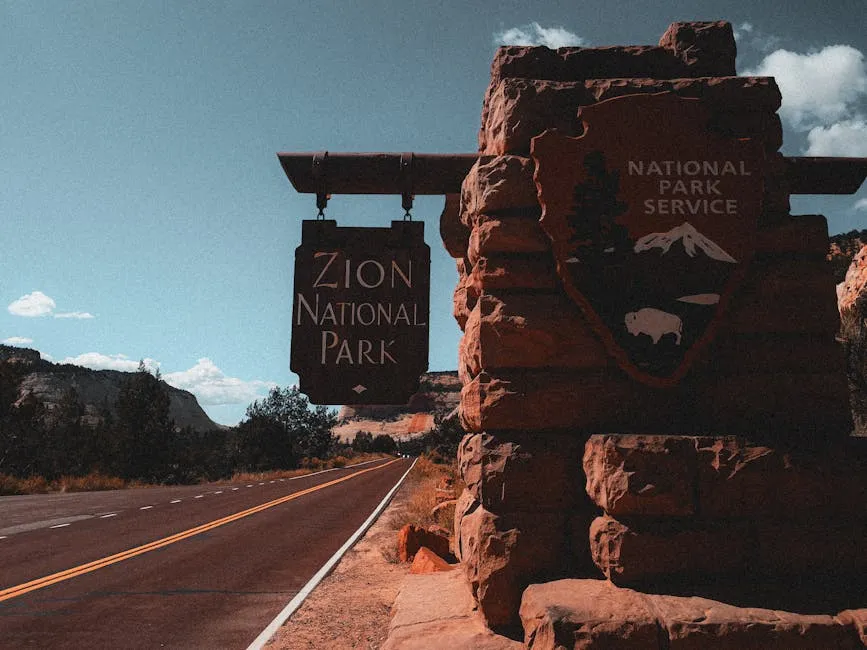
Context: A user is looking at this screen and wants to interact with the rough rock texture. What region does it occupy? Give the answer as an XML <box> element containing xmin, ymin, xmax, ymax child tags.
<box><xmin>460</xmin><ymin>156</ymin><xmax>539</xmax><ymax>221</ymax></box>
<box><xmin>460</xmin><ymin>294</ymin><xmax>608</xmax><ymax>377</ymax></box>
<box><xmin>382</xmin><ymin>570</ymin><xmax>522</xmax><ymax>650</ymax></box>
<box><xmin>583</xmin><ymin>435</ymin><xmax>696</xmax><ymax>517</ymax></box>
<box><xmin>583</xmin><ymin>434</ymin><xmax>867</xmax><ymax>520</ymax></box>
<box><xmin>397</xmin><ymin>524</ymin><xmax>451</xmax><ymax>563</ymax></box>
<box><xmin>481</xmin><ymin>76</ymin><xmax>781</xmax><ymax>155</ymax></box>
<box><xmin>521</xmin><ymin>580</ymin><xmax>863</xmax><ymax>650</ymax></box>
<box><xmin>2</xmin><ymin>346</ymin><xmax>221</xmax><ymax>432</ymax></box>
<box><xmin>409</xmin><ymin>547</ymin><xmax>454</xmax><ymax>574</ymax></box>
<box><xmin>838</xmin><ymin>244</ymin><xmax>867</xmax><ymax>436</ymax></box>
<box><xmin>467</xmin><ymin>217</ymin><xmax>550</xmax><ymax>265</ymax></box>
<box><xmin>454</xmin><ymin>431</ymin><xmax>600</xmax><ymax>630</ymax></box>
<box><xmin>453</xmin><ymin>19</ymin><xmax>857</xmax><ymax>630</ymax></box>
<box><xmin>589</xmin><ymin>515</ymin><xmax>752</xmax><ymax>583</ymax></box>
<box><xmin>658</xmin><ymin>21</ymin><xmax>737</xmax><ymax>77</ymax></box>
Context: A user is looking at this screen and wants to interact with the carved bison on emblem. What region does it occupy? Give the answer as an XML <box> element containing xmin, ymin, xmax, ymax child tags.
<box><xmin>624</xmin><ymin>308</ymin><xmax>682</xmax><ymax>345</ymax></box>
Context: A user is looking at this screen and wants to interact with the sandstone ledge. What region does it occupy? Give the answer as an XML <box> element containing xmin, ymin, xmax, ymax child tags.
<box><xmin>520</xmin><ymin>579</ymin><xmax>864</xmax><ymax>649</ymax></box>
<box><xmin>382</xmin><ymin>570</ymin><xmax>522</xmax><ymax>650</ymax></box>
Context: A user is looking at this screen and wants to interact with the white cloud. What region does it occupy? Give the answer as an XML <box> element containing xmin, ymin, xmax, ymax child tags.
<box><xmin>732</xmin><ymin>22</ymin><xmax>780</xmax><ymax>54</ymax></box>
<box><xmin>54</xmin><ymin>311</ymin><xmax>95</xmax><ymax>319</ymax></box>
<box><xmin>806</xmin><ymin>120</ymin><xmax>867</xmax><ymax>156</ymax></box>
<box><xmin>745</xmin><ymin>45</ymin><xmax>867</xmax><ymax>129</ymax></box>
<box><xmin>8</xmin><ymin>291</ymin><xmax>56</xmax><ymax>317</ymax></box>
<box><xmin>855</xmin><ymin>198</ymin><xmax>867</xmax><ymax>212</ymax></box>
<box><xmin>7</xmin><ymin>291</ymin><xmax>95</xmax><ymax>319</ymax></box>
<box><xmin>163</xmin><ymin>358</ymin><xmax>275</xmax><ymax>406</ymax></box>
<box><xmin>2</xmin><ymin>336</ymin><xmax>33</xmax><ymax>345</ymax></box>
<box><xmin>61</xmin><ymin>352</ymin><xmax>160</xmax><ymax>373</ymax></box>
<box><xmin>494</xmin><ymin>22</ymin><xmax>584</xmax><ymax>48</ymax></box>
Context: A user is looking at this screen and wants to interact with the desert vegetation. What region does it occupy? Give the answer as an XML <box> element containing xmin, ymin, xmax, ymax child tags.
<box><xmin>0</xmin><ymin>361</ymin><xmax>365</xmax><ymax>494</ymax></box>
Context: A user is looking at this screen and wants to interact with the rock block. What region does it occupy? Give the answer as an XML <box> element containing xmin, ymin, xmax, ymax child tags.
<box><xmin>724</xmin><ymin>258</ymin><xmax>840</xmax><ymax>335</ymax></box>
<box><xmin>654</xmin><ymin>594</ymin><xmax>860</xmax><ymax>650</ymax></box>
<box><xmin>458</xmin><ymin>432</ymin><xmax>587</xmax><ymax>513</ymax></box>
<box><xmin>691</xmin><ymin>333</ymin><xmax>844</xmax><ymax>377</ymax></box>
<box><xmin>755</xmin><ymin>215</ymin><xmax>829</xmax><ymax>257</ymax></box>
<box><xmin>691</xmin><ymin>372</ymin><xmax>851</xmax><ymax>442</ymax></box>
<box><xmin>482</xmin><ymin>77</ymin><xmax>781</xmax><ymax>155</ymax></box>
<box><xmin>583</xmin><ymin>435</ymin><xmax>697</xmax><ymax>516</ymax></box>
<box><xmin>837</xmin><ymin>610</ymin><xmax>867</xmax><ymax>647</ymax></box>
<box><xmin>398</xmin><ymin>523</ymin><xmax>451</xmax><ymax>563</ymax></box>
<box><xmin>440</xmin><ymin>192</ymin><xmax>469</xmax><ymax>259</ymax></box>
<box><xmin>409</xmin><ymin>546</ymin><xmax>454</xmax><ymax>574</ymax></box>
<box><xmin>460</xmin><ymin>293</ymin><xmax>608</xmax><ymax>375</ymax></box>
<box><xmin>589</xmin><ymin>515</ymin><xmax>751</xmax><ymax>584</ymax></box>
<box><xmin>520</xmin><ymin>579</ymin><xmax>661</xmax><ymax>649</ymax></box>
<box><xmin>384</xmin><ymin>570</ymin><xmax>523</xmax><ymax>650</ymax></box>
<box><xmin>521</xmin><ymin>580</ymin><xmax>863</xmax><ymax>650</ymax></box>
<box><xmin>467</xmin><ymin>217</ymin><xmax>550</xmax><ymax>265</ymax></box>
<box><xmin>696</xmin><ymin>438</ymin><xmax>867</xmax><ymax>519</ymax></box>
<box><xmin>468</xmin><ymin>254</ymin><xmax>559</xmax><ymax>292</ymax></box>
<box><xmin>753</xmin><ymin>517</ymin><xmax>867</xmax><ymax>576</ymax></box>
<box><xmin>460</xmin><ymin>155</ymin><xmax>539</xmax><ymax>222</ymax></box>
<box><xmin>658</xmin><ymin>21</ymin><xmax>737</xmax><ymax>77</ymax></box>
<box><xmin>458</xmin><ymin>503</ymin><xmax>573</xmax><ymax>629</ymax></box>
<box><xmin>460</xmin><ymin>371</ymin><xmax>694</xmax><ymax>434</ymax></box>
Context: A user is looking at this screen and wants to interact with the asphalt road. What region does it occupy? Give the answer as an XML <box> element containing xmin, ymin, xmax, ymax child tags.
<box><xmin>0</xmin><ymin>456</ymin><xmax>413</xmax><ymax>649</ymax></box>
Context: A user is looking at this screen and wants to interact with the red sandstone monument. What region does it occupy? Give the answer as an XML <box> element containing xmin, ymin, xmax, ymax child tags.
<box><xmin>282</xmin><ymin>20</ymin><xmax>867</xmax><ymax>649</ymax></box>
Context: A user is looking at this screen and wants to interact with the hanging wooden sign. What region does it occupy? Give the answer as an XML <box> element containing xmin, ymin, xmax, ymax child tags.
<box><xmin>291</xmin><ymin>220</ymin><xmax>430</xmax><ymax>404</ymax></box>
<box><xmin>532</xmin><ymin>93</ymin><xmax>765</xmax><ymax>386</ymax></box>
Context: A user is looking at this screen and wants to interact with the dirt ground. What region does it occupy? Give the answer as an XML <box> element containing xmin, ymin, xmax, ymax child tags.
<box><xmin>264</xmin><ymin>473</ymin><xmax>415</xmax><ymax>649</ymax></box>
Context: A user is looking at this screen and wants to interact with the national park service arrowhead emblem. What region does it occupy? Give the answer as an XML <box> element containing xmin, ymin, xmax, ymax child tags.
<box><xmin>531</xmin><ymin>93</ymin><xmax>765</xmax><ymax>387</ymax></box>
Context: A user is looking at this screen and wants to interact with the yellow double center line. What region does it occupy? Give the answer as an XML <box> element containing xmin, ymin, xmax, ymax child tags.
<box><xmin>0</xmin><ymin>458</ymin><xmax>401</xmax><ymax>603</ymax></box>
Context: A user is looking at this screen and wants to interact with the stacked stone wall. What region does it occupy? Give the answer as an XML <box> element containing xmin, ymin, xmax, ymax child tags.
<box><xmin>441</xmin><ymin>21</ymin><xmax>853</xmax><ymax>629</ymax></box>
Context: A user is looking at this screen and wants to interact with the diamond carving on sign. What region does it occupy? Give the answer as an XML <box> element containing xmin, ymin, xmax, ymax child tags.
<box><xmin>352</xmin><ymin>384</ymin><xmax>367</xmax><ymax>394</ymax></box>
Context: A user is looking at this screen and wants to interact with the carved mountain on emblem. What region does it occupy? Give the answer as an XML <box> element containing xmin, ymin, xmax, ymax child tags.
<box><xmin>634</xmin><ymin>222</ymin><xmax>737</xmax><ymax>263</ymax></box>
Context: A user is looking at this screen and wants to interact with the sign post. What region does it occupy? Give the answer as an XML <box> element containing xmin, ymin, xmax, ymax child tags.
<box><xmin>291</xmin><ymin>219</ymin><xmax>430</xmax><ymax>404</ymax></box>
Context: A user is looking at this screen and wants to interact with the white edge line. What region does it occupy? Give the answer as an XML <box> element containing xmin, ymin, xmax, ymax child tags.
<box><xmin>245</xmin><ymin>457</ymin><xmax>418</xmax><ymax>650</ymax></box>
<box><xmin>286</xmin><ymin>457</ymin><xmax>385</xmax><ymax>481</ymax></box>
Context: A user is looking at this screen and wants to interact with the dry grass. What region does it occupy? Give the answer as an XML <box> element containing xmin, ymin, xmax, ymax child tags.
<box><xmin>0</xmin><ymin>472</ymin><xmax>131</xmax><ymax>495</ymax></box>
<box><xmin>225</xmin><ymin>453</ymin><xmax>389</xmax><ymax>484</ymax></box>
<box><xmin>380</xmin><ymin>454</ymin><xmax>461</xmax><ymax>563</ymax></box>
<box><xmin>0</xmin><ymin>453</ymin><xmax>393</xmax><ymax>496</ymax></box>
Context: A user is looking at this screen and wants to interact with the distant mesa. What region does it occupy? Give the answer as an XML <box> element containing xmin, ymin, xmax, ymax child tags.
<box><xmin>0</xmin><ymin>344</ymin><xmax>220</xmax><ymax>432</ymax></box>
<box><xmin>333</xmin><ymin>371</ymin><xmax>461</xmax><ymax>443</ymax></box>
<box><xmin>634</xmin><ymin>222</ymin><xmax>737</xmax><ymax>263</ymax></box>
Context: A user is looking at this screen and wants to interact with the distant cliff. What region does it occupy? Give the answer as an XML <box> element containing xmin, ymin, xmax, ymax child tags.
<box><xmin>333</xmin><ymin>371</ymin><xmax>461</xmax><ymax>442</ymax></box>
<box><xmin>0</xmin><ymin>345</ymin><xmax>220</xmax><ymax>432</ymax></box>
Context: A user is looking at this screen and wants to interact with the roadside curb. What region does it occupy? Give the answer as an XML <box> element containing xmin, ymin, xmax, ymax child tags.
<box><xmin>246</xmin><ymin>457</ymin><xmax>418</xmax><ymax>650</ymax></box>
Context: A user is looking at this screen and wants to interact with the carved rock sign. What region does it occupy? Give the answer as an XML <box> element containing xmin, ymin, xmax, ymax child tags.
<box><xmin>291</xmin><ymin>220</ymin><xmax>430</xmax><ymax>404</ymax></box>
<box><xmin>532</xmin><ymin>93</ymin><xmax>765</xmax><ymax>386</ymax></box>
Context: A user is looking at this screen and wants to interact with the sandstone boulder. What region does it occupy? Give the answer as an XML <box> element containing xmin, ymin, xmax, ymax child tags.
<box><xmin>520</xmin><ymin>579</ymin><xmax>660</xmax><ymax>649</ymax></box>
<box><xmin>467</xmin><ymin>217</ymin><xmax>550</xmax><ymax>265</ymax></box>
<box><xmin>589</xmin><ymin>515</ymin><xmax>751</xmax><ymax>584</ymax></box>
<box><xmin>458</xmin><ymin>503</ymin><xmax>573</xmax><ymax>629</ymax></box>
<box><xmin>521</xmin><ymin>580</ymin><xmax>862</xmax><ymax>650</ymax></box>
<box><xmin>460</xmin><ymin>293</ymin><xmax>608</xmax><ymax>376</ymax></box>
<box><xmin>460</xmin><ymin>155</ymin><xmax>538</xmax><ymax>221</ymax></box>
<box><xmin>583</xmin><ymin>435</ymin><xmax>697</xmax><ymax>516</ymax></box>
<box><xmin>409</xmin><ymin>547</ymin><xmax>454</xmax><ymax>574</ymax></box>
<box><xmin>397</xmin><ymin>524</ymin><xmax>450</xmax><ymax>563</ymax></box>
<box><xmin>459</xmin><ymin>432</ymin><xmax>587</xmax><ymax>513</ymax></box>
<box><xmin>658</xmin><ymin>21</ymin><xmax>736</xmax><ymax>77</ymax></box>
<box><xmin>468</xmin><ymin>254</ymin><xmax>559</xmax><ymax>292</ymax></box>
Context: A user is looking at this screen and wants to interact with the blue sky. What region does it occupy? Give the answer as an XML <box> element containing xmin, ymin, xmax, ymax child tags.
<box><xmin>2</xmin><ymin>1</ymin><xmax>865</xmax><ymax>425</ymax></box>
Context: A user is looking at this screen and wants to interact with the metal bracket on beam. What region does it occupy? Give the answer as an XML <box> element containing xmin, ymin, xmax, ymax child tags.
<box><xmin>400</xmin><ymin>152</ymin><xmax>414</xmax><ymax>219</ymax></box>
<box><xmin>312</xmin><ymin>151</ymin><xmax>329</xmax><ymax>218</ymax></box>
